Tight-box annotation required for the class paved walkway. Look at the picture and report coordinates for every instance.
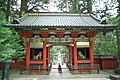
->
[0,63,116,80]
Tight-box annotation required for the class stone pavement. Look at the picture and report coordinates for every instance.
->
[0,63,116,80]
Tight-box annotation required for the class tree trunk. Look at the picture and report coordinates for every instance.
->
[87,0,92,13]
[6,0,11,21]
[117,0,120,16]
[72,0,77,12]
[20,0,27,16]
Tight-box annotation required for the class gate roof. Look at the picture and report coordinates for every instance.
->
[4,13,117,31]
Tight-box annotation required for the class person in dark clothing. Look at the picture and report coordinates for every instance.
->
[58,63,62,73]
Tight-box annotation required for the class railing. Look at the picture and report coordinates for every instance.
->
[78,64,100,74]
[67,63,100,74]
[20,63,52,75]
[20,65,30,75]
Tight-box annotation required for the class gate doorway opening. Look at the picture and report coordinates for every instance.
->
[50,46,69,65]
[49,46,69,74]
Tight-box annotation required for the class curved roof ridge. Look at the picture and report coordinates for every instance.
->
[90,14,100,22]
[27,12,90,16]
[30,16,39,25]
[79,13,91,25]
[19,13,29,22]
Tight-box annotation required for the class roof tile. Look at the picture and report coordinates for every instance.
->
[6,13,116,31]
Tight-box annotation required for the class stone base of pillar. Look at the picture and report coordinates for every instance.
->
[70,70,80,75]
[37,70,49,75]
[28,70,49,75]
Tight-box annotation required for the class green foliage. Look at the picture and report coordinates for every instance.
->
[94,32,118,56]
[26,0,50,12]
[112,17,120,25]
[50,46,69,63]
[107,16,120,25]
[87,0,92,13]
[93,0,118,19]
[42,0,49,4]
[57,0,86,13]
[0,20,25,61]
[50,46,68,55]
[57,0,67,11]
[0,0,19,20]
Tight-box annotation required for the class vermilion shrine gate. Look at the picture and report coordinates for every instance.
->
[5,13,116,73]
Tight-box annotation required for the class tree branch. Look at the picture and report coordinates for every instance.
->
[27,4,49,12]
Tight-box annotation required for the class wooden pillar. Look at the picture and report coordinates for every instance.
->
[89,42,94,64]
[41,32,48,71]
[20,32,32,71]
[43,41,47,70]
[26,39,30,70]
[73,43,77,70]
[87,32,96,65]
[71,32,78,70]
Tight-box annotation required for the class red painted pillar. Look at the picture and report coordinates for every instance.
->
[43,41,47,70]
[73,43,78,70]
[26,40,30,70]
[71,32,78,70]
[20,32,32,71]
[89,42,94,64]
[87,32,96,65]
[41,32,48,71]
